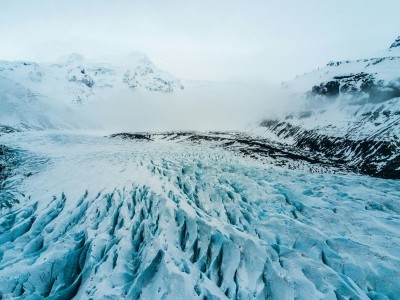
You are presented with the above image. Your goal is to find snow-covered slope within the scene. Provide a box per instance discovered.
[0,131,399,299]
[256,36,400,179]
[0,76,51,128]
[0,53,184,128]
[278,35,400,141]
[284,35,400,103]
[0,53,184,103]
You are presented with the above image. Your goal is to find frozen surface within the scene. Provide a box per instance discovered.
[0,131,399,299]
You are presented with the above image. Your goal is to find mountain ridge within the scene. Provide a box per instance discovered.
[256,35,400,179]
[0,52,184,104]
[0,52,184,128]
[389,35,400,49]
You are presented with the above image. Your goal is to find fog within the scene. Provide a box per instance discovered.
[73,81,297,132]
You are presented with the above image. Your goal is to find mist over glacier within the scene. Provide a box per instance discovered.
[76,81,294,132]
[0,53,298,132]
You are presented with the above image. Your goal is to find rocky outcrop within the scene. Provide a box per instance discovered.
[308,61,400,103]
[259,120,400,179]
[390,35,400,49]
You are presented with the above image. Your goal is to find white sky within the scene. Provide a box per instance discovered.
[1,0,399,83]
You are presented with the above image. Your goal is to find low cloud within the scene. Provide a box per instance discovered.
[74,81,294,133]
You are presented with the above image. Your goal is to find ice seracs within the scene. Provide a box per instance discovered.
[0,131,399,299]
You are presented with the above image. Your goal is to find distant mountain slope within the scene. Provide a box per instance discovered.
[283,36,400,104]
[0,53,183,104]
[0,53,184,128]
[256,36,400,179]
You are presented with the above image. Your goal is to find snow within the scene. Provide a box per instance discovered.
[285,54,400,96]
[0,54,184,101]
[259,37,400,145]
[273,97,400,141]
[0,131,399,299]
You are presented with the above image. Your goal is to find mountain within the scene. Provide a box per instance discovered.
[0,53,184,128]
[0,53,184,104]
[254,36,400,179]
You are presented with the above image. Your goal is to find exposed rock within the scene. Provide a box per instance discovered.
[389,35,400,49]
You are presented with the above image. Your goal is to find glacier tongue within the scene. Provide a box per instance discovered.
[0,132,399,299]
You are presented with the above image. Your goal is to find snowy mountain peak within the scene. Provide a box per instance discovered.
[0,54,184,106]
[0,53,185,127]
[126,51,151,66]
[65,52,85,65]
[389,35,400,49]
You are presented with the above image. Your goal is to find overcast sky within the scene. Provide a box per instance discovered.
[1,0,399,83]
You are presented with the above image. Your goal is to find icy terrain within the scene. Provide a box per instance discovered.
[0,131,399,299]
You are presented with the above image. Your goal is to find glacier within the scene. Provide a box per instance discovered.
[0,131,399,299]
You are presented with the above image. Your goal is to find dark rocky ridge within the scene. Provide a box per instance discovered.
[390,35,400,49]
[110,131,399,179]
[305,37,400,102]
[0,145,20,209]
[109,133,153,141]
[260,120,400,179]
[309,68,400,103]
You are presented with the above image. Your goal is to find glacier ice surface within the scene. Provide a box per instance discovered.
[0,131,399,299]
